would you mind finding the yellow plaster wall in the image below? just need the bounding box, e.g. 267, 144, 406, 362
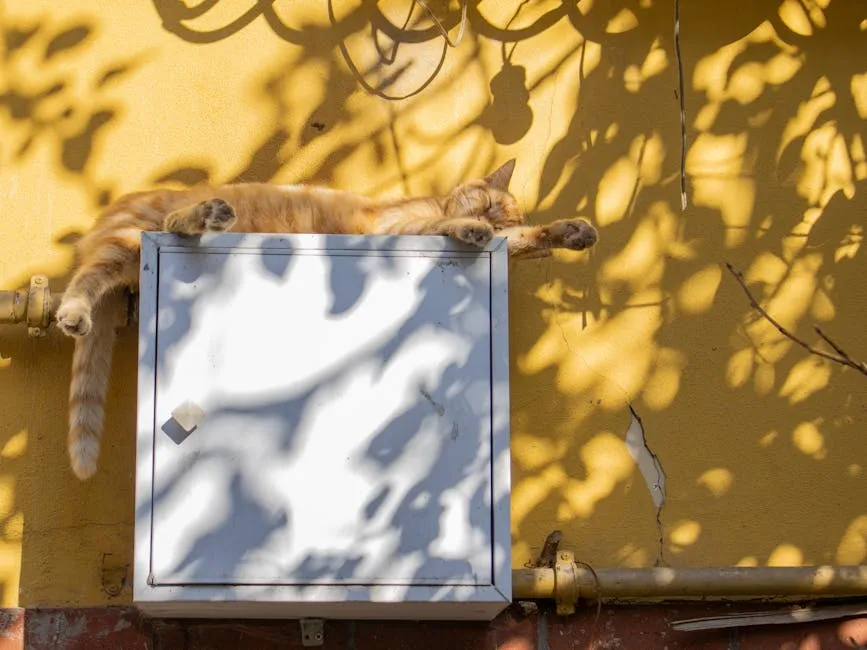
0, 0, 864, 607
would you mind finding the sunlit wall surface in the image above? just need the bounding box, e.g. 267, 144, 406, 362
0, 0, 864, 607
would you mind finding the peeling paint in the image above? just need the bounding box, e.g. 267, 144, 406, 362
624, 406, 667, 566
113, 615, 133, 632
27, 611, 88, 648
0, 608, 22, 639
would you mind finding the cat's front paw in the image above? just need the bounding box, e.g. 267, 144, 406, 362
546, 218, 598, 251
200, 199, 237, 232
55, 298, 92, 337
455, 221, 494, 247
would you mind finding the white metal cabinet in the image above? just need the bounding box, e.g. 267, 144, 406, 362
134, 233, 511, 620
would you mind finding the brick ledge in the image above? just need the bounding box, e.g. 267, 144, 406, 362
0, 603, 865, 649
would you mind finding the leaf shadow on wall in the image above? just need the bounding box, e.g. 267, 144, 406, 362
0, 0, 865, 616
0, 9, 155, 608
1, 16, 149, 208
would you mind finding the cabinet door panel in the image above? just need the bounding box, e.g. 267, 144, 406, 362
150, 248, 495, 587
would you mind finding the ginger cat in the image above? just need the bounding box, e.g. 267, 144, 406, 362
56, 159, 597, 479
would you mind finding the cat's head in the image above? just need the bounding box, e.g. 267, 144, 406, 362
446, 159, 525, 229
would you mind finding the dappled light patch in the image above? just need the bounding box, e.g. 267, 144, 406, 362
675, 264, 722, 315
641, 348, 686, 411
768, 544, 805, 567
0, 0, 864, 604
0, 431, 26, 460
779, 357, 831, 404
836, 516, 867, 565
559, 432, 635, 519
696, 468, 734, 497
668, 519, 701, 552
615, 542, 651, 568
791, 420, 826, 460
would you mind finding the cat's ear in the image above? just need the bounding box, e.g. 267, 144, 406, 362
483, 159, 516, 191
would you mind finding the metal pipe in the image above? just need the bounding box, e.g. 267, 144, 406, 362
0, 276, 133, 336
0, 275, 59, 336
512, 563, 867, 613
513, 566, 557, 599
0, 288, 28, 324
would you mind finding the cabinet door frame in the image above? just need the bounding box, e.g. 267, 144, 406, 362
134, 232, 511, 620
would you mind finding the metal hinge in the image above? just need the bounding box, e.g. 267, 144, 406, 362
300, 618, 324, 647
100, 552, 129, 598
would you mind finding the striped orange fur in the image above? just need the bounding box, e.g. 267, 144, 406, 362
56, 160, 598, 479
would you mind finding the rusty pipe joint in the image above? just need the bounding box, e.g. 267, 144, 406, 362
0, 275, 59, 337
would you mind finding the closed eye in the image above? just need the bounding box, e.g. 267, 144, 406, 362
473, 188, 492, 213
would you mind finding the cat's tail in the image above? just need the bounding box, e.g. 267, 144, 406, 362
67, 294, 119, 480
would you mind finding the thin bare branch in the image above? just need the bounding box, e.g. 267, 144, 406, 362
814, 326, 867, 374
725, 262, 867, 377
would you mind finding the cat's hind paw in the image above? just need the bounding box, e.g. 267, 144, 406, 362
55, 298, 93, 337
201, 198, 237, 232
455, 221, 494, 247
546, 218, 598, 251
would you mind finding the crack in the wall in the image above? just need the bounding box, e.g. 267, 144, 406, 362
624, 406, 668, 567
674, 0, 687, 211
550, 296, 633, 403
548, 297, 668, 566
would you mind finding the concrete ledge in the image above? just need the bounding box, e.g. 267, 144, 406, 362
0, 604, 865, 649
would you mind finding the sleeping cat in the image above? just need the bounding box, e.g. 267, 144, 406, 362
55, 159, 598, 479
